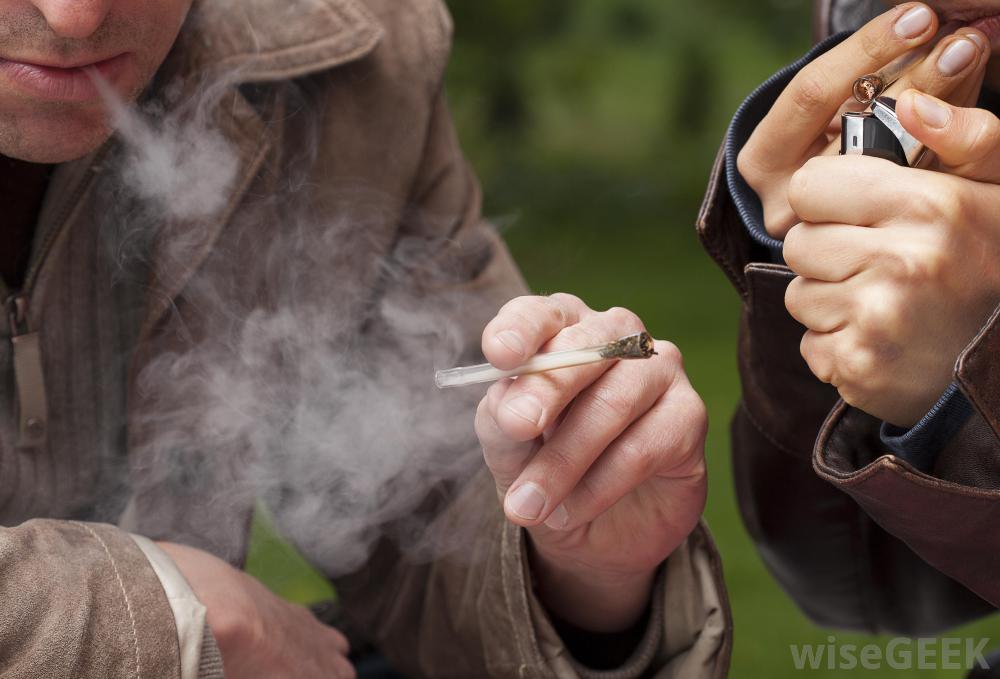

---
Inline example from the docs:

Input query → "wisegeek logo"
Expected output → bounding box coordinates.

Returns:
[789,636,991,671]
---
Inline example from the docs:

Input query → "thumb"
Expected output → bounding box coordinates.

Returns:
[897,88,1000,183]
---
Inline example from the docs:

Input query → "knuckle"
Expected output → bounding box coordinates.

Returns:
[474,397,491,432]
[617,436,660,478]
[673,388,709,455]
[800,332,833,384]
[542,441,578,477]
[737,143,766,186]
[497,295,533,317]
[553,320,602,351]
[788,70,829,118]
[967,114,1000,163]
[682,389,709,434]
[855,287,899,338]
[654,340,683,367]
[856,30,888,65]
[541,295,570,326]
[507,308,545,338]
[784,276,805,316]
[540,297,567,325]
[929,184,969,224]
[500,296,561,330]
[857,31,885,61]
[836,341,878,386]
[783,225,806,271]
[549,292,584,313]
[787,169,811,217]
[898,239,948,283]
[568,475,603,513]
[588,384,636,424]
[603,306,643,331]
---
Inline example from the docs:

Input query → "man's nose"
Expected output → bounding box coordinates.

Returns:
[30,0,113,40]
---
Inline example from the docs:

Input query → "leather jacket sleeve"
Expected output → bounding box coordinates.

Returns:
[699,141,998,635]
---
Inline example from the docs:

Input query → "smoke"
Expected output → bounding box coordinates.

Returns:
[91,68,499,576]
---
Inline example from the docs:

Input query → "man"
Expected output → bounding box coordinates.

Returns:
[702,0,1000,648]
[0,0,730,677]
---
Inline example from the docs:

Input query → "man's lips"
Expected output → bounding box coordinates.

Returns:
[968,14,1000,43]
[0,52,130,102]
[939,7,1000,44]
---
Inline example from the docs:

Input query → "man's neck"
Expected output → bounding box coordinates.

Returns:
[0,156,53,291]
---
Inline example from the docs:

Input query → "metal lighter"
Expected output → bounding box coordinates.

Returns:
[840,96,926,167]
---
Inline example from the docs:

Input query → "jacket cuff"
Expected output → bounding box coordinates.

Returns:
[198,626,226,679]
[879,383,975,472]
[814,402,1000,613]
[130,535,210,679]
[519,521,731,679]
[527,567,664,679]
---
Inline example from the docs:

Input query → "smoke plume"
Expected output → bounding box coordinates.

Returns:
[91,66,496,576]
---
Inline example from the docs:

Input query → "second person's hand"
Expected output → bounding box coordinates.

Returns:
[737,2,990,239]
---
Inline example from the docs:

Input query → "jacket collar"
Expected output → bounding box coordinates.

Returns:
[813,0,882,42]
[134,0,383,342]
[165,0,384,84]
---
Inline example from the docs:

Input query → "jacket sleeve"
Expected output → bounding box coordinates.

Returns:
[813,309,1000,610]
[698,138,998,636]
[307,11,732,671]
[0,519,183,678]
[318,71,732,677]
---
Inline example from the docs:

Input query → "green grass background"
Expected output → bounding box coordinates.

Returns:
[247,1,1000,675]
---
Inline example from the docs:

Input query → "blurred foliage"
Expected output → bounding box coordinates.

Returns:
[248,1,1000,677]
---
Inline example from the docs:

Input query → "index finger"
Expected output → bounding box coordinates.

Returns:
[750,3,939,172]
[482,293,589,370]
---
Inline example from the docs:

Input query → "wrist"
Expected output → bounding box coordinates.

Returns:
[528,539,657,633]
[154,541,263,657]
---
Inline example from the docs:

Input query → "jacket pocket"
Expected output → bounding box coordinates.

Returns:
[739,263,838,458]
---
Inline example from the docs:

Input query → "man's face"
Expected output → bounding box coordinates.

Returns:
[0,0,193,163]
[885,2,1000,74]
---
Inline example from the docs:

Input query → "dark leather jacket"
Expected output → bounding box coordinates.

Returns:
[696,0,1000,635]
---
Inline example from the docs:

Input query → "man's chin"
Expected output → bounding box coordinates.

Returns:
[0,112,112,164]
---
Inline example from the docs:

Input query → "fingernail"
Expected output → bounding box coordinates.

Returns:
[507,483,546,521]
[505,394,543,425]
[912,92,951,128]
[496,330,525,357]
[544,504,570,530]
[894,6,933,38]
[938,38,978,75]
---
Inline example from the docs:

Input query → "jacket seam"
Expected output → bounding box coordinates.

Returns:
[698,226,748,300]
[503,524,541,677]
[75,522,142,679]
[957,303,1000,439]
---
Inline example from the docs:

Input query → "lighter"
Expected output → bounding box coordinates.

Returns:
[840,96,926,167]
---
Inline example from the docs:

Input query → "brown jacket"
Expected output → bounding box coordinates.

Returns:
[698,0,1000,636]
[0,1,731,677]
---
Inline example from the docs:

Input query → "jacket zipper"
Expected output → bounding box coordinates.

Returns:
[7,294,46,448]
[5,144,111,449]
